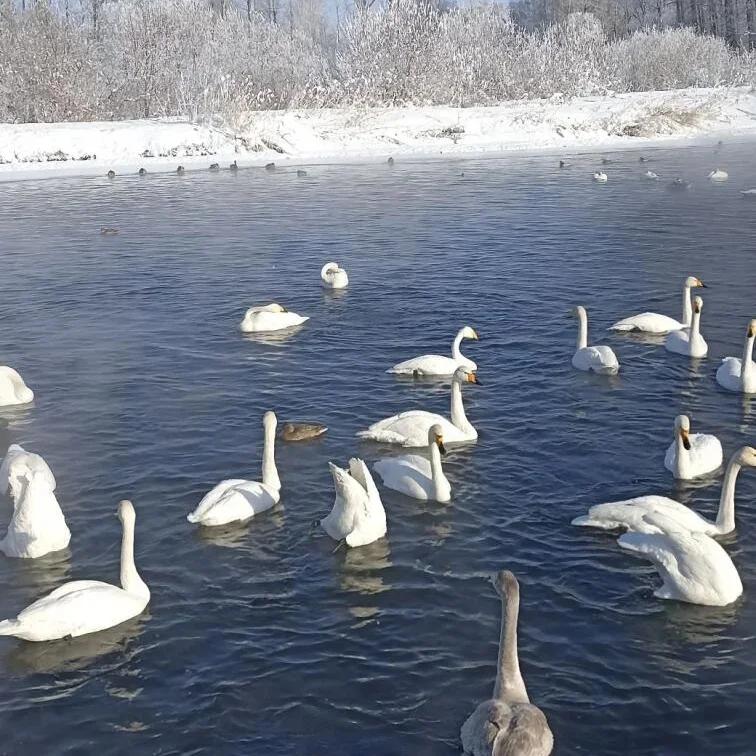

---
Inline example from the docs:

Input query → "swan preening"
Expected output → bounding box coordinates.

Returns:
[0,500,149,641]
[373,424,451,502]
[0,366,34,407]
[573,446,756,537]
[571,306,619,375]
[716,319,756,394]
[321,458,386,547]
[461,571,553,756]
[358,366,479,446]
[240,303,309,333]
[1,446,69,558]
[187,411,281,526]
[593,171,608,183]
[609,276,705,334]
[618,512,742,607]
[388,326,479,376]
[320,262,349,289]
[664,295,707,357]
[664,415,722,480]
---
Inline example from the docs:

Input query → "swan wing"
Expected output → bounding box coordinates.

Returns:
[1,446,57,495]
[688,433,723,473]
[609,313,683,334]
[374,456,433,500]
[461,700,553,756]
[573,346,618,374]
[188,478,248,522]
[716,357,742,391]
[189,481,275,526]
[358,411,454,447]
[0,366,34,406]
[388,354,460,376]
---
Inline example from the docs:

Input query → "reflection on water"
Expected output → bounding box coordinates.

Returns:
[241,324,307,346]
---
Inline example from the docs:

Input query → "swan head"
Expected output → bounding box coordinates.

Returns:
[675,415,691,450]
[428,424,446,455]
[118,499,136,525]
[748,320,756,338]
[263,411,277,430]
[491,570,519,600]
[461,326,479,341]
[734,446,756,468]
[453,367,480,385]
[693,296,703,314]
[685,276,706,289]
[571,305,586,319]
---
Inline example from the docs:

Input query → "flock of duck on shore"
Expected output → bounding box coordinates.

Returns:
[1,155,755,755]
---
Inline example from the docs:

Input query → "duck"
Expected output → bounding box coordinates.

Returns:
[106,170,116,178]
[279,422,327,442]
[664,296,707,357]
[664,415,722,480]
[609,275,705,334]
[461,571,554,756]
[176,165,185,175]
[708,168,728,182]
[572,446,756,537]
[0,500,149,641]
[388,326,479,376]
[320,262,349,290]
[1,444,56,493]
[387,157,395,166]
[100,227,119,236]
[570,306,619,375]
[0,366,34,407]
[716,319,756,393]
[617,512,742,607]
[209,163,220,172]
[187,411,280,527]
[358,367,480,447]
[239,303,308,333]
[373,424,450,502]
[265,162,276,171]
[321,458,386,547]
[297,169,308,177]
[229,160,238,172]
[670,178,690,190]
[138,168,147,176]
[593,172,608,183]
[559,160,570,168]
[1,456,70,559]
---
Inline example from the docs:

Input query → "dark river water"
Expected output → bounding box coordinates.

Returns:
[1,142,755,755]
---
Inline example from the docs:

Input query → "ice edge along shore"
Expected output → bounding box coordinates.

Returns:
[1,86,755,181]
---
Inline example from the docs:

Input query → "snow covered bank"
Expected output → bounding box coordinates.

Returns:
[1,87,755,181]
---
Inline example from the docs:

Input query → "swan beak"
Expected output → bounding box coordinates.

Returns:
[472,330,480,340]
[697,279,707,288]
[694,302,701,314]
[435,436,447,455]
[749,324,755,338]
[680,428,691,451]
[467,372,481,385]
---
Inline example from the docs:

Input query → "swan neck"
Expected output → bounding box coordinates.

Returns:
[450,379,471,432]
[494,588,529,704]
[682,283,692,326]
[674,432,689,479]
[451,329,465,360]
[742,334,755,380]
[262,422,280,491]
[120,516,148,598]
[429,441,445,499]
[576,309,588,351]
[690,309,701,338]
[716,457,741,532]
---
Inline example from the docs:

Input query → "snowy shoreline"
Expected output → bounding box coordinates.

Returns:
[1,87,755,182]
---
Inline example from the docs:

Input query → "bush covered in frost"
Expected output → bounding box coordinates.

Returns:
[0,0,753,123]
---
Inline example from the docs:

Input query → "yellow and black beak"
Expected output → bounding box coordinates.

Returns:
[698,279,707,288]
[472,330,480,341]
[694,301,701,314]
[436,435,447,455]
[749,324,755,338]
[467,372,481,385]
[680,428,691,451]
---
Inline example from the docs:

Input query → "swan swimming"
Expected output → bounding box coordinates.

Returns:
[321,458,386,547]
[664,296,707,358]
[571,306,619,375]
[239,304,308,333]
[572,446,756,537]
[461,571,554,756]
[643,170,659,180]
[0,366,34,407]
[373,424,451,502]
[664,415,722,480]
[617,512,742,607]
[358,367,480,447]
[388,326,479,376]
[1,451,70,558]
[1,444,56,494]
[716,319,756,394]
[0,500,150,641]
[593,172,608,183]
[187,411,281,526]
[609,276,705,334]
[320,262,349,289]
[708,169,728,182]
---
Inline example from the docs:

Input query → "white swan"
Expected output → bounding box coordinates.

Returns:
[572,446,756,536]
[617,512,742,607]
[593,172,608,183]
[320,262,348,289]
[357,367,479,447]
[571,306,619,375]
[1,455,70,558]
[664,295,707,357]
[373,424,451,502]
[716,319,756,394]
[1,444,56,494]
[0,500,149,641]
[708,169,728,182]
[609,276,705,334]
[187,411,281,526]
[0,366,34,407]
[461,571,554,756]
[388,326,479,376]
[664,415,722,481]
[643,170,659,180]
[239,303,308,333]
[321,458,386,547]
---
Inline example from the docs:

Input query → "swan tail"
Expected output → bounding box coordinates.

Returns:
[0,619,19,636]
[571,514,610,529]
[186,511,202,524]
[608,321,635,332]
